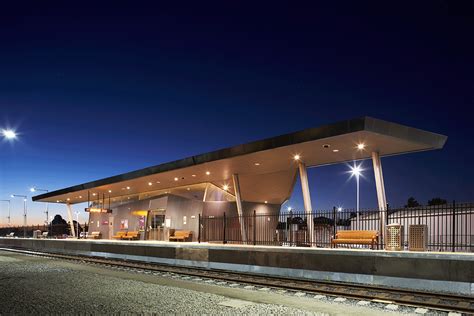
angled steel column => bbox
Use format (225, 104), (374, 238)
(66, 203), (76, 238)
(372, 151), (387, 243)
(232, 174), (247, 243)
(298, 161), (314, 246)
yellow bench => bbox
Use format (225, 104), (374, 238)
(331, 230), (379, 249)
(122, 231), (140, 240)
(169, 230), (192, 242)
(112, 231), (127, 239)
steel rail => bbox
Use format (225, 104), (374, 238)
(1, 247), (472, 313)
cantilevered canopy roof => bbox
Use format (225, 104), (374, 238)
(33, 117), (447, 205)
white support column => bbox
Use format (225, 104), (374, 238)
(232, 174), (247, 243)
(372, 151), (387, 243)
(298, 161), (314, 246)
(66, 203), (76, 238)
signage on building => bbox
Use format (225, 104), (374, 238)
(85, 207), (112, 213)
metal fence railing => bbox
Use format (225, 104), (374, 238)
(199, 202), (474, 252)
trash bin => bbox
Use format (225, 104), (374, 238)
(409, 224), (427, 251)
(385, 224), (404, 251)
(33, 230), (42, 239)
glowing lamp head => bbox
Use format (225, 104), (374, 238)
(223, 184), (229, 191)
(350, 165), (362, 177)
(287, 206), (292, 211)
(337, 207), (342, 212)
(2, 129), (17, 140)
(30, 188), (36, 192)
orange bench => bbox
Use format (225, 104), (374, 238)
(331, 230), (379, 249)
(169, 230), (192, 242)
(112, 231), (127, 239)
(122, 231), (140, 240)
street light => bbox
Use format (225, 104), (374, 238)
(30, 187), (49, 228)
(11, 194), (27, 237)
(1, 129), (17, 140)
(349, 164), (363, 229)
(0, 200), (11, 226)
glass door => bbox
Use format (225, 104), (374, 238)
(147, 210), (165, 240)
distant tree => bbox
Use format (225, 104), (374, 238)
(427, 197), (447, 206)
(405, 197), (420, 208)
(50, 214), (68, 236)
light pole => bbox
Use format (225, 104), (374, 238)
(30, 188), (49, 229)
(0, 200), (11, 227)
(349, 164), (362, 230)
(11, 194), (27, 237)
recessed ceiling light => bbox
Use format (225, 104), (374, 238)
(126, 186), (130, 190)
(264, 200), (268, 204)
(92, 193), (97, 196)
(187, 188), (191, 191)
(79, 196), (82, 198)
(108, 190), (112, 193)
(127, 197), (130, 200)
(293, 154), (300, 161)
(322, 144), (330, 148)
(156, 181), (160, 184)
(205, 171), (210, 175)
(357, 143), (365, 150)
(148, 182), (153, 186)
(56, 200), (60, 203)
(223, 184), (229, 191)
(332, 149), (339, 152)
(192, 174), (196, 177)
(174, 177), (179, 181)
(66, 198), (70, 201)
(254, 162), (260, 166)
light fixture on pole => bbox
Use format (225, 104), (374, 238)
(31, 187), (49, 227)
(349, 164), (363, 229)
(1, 129), (17, 140)
(11, 194), (27, 237)
(0, 200), (11, 226)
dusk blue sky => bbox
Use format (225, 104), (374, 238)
(1, 2), (473, 225)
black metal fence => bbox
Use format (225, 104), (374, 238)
(199, 202), (474, 252)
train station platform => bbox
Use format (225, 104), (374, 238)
(0, 237), (472, 296)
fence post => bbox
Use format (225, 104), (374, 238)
(223, 212), (227, 244)
(452, 200), (456, 252)
(198, 214), (201, 243)
(333, 207), (337, 240)
(253, 210), (256, 246)
(384, 203), (389, 248)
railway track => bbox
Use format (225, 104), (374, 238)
(1, 247), (473, 314)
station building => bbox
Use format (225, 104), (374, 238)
(32, 117), (447, 243)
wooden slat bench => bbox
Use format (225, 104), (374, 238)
(122, 231), (140, 240)
(112, 231), (127, 239)
(86, 231), (102, 239)
(169, 230), (192, 242)
(331, 230), (379, 249)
